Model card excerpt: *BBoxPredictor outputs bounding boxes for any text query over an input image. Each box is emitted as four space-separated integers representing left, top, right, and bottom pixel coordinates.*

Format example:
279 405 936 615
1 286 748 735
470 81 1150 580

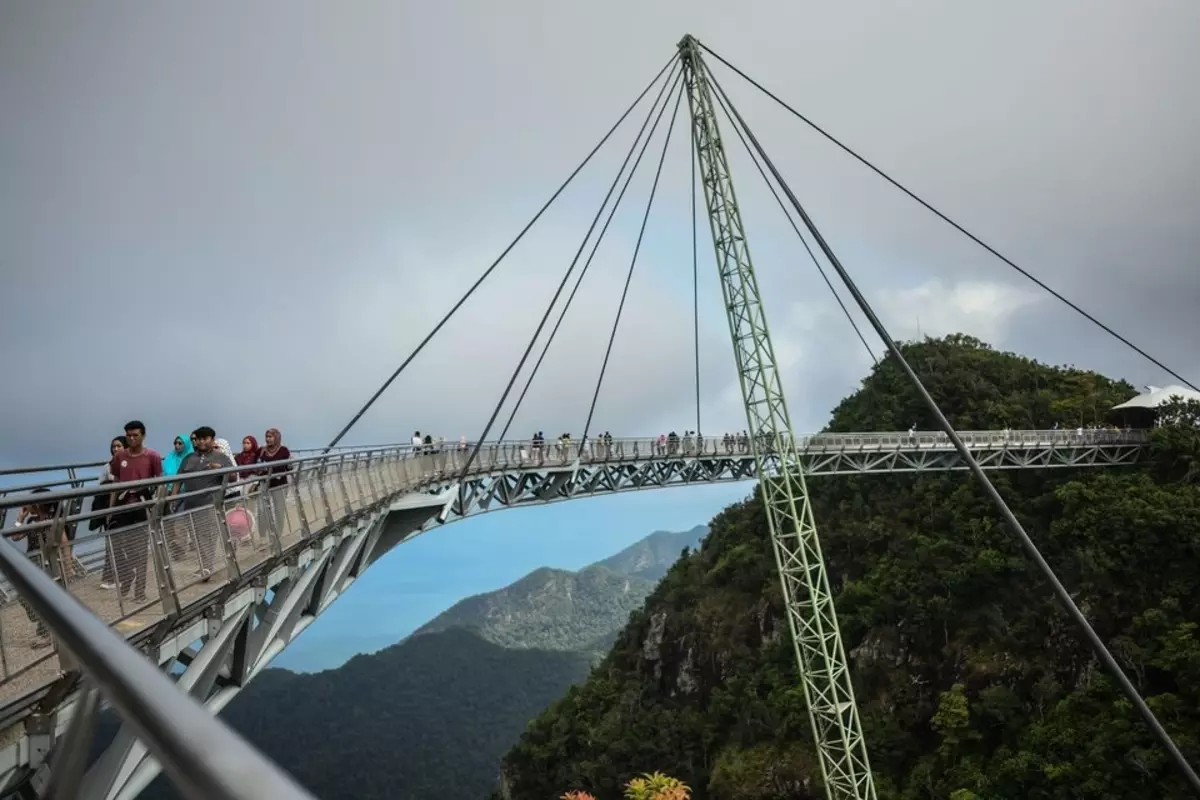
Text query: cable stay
699 54 1200 796
574 78 686 475
313 33 1197 798
689 104 703 436
497 65 683 444
698 42 1197 392
322 52 680 452
705 78 879 368
457 66 685 496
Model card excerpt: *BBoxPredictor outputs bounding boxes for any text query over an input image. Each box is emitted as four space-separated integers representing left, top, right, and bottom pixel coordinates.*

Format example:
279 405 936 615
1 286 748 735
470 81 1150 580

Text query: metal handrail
0 446 387 513
0 428 1150 512
0 426 1151 795
0 537 315 799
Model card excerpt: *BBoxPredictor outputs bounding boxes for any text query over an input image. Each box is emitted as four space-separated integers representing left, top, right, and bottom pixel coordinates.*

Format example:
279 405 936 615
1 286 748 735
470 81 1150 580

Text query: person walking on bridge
173 427 235 580
260 428 291 489
107 420 163 604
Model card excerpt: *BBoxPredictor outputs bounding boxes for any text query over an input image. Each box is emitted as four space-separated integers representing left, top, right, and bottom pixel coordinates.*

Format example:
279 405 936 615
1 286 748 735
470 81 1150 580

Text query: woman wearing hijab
162 433 193 491
260 428 291 489
236 435 262 486
156 433 195 559
214 438 236 464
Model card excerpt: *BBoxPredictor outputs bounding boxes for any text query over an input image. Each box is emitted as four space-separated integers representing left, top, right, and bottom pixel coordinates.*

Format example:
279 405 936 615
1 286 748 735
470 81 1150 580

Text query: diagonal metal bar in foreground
0 536 315 800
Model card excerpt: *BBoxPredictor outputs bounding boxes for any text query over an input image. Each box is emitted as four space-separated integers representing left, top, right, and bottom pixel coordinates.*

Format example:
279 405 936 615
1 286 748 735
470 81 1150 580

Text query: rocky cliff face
498 336 1200 799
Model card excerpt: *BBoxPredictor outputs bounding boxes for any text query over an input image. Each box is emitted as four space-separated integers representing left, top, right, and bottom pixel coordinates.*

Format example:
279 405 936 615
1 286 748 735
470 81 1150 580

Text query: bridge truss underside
0 432 1143 799
430 438 1143 527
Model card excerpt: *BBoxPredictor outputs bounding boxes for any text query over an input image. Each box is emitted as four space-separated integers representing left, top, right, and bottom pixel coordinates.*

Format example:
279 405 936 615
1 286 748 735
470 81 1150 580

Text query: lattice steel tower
679 35 876 800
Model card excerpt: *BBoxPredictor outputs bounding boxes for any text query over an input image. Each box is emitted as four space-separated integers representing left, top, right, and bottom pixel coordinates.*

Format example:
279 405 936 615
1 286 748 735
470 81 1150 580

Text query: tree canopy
499 335 1200 799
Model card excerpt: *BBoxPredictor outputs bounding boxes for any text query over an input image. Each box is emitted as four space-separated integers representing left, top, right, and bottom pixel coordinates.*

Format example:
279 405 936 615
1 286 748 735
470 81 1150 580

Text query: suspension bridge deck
0 428 1147 795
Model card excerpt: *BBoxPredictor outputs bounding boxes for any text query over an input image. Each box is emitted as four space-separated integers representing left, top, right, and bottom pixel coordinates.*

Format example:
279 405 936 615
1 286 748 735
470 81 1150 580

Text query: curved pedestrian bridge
0 428 1146 797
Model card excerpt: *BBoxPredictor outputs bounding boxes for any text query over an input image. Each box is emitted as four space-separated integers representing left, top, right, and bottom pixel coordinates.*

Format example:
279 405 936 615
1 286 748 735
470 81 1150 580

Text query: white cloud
1 1 1198 465
874 279 1043 343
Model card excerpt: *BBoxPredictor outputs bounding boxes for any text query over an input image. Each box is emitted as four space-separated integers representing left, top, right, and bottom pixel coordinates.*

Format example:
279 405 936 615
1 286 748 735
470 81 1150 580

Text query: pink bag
226 507 254 542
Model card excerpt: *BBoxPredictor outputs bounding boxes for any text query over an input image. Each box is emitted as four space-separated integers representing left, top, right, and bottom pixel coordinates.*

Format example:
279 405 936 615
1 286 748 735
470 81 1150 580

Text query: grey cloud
2 1 1198 468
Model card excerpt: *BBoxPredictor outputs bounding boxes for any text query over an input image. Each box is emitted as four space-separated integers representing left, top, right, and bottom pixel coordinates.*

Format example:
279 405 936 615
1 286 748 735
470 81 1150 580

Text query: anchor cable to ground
702 55 1200 796
706 78 879 368
699 42 1196 392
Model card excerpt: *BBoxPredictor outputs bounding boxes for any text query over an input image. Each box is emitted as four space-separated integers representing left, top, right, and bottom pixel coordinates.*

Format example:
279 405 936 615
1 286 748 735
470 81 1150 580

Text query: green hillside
414 564 657 651
414 525 708 654
143 629 592 799
594 525 710 582
130 525 708 799
498 335 1200 799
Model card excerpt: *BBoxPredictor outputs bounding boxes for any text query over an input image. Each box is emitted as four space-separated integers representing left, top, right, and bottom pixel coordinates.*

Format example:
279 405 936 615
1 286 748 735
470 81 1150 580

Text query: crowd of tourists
7 421 295 642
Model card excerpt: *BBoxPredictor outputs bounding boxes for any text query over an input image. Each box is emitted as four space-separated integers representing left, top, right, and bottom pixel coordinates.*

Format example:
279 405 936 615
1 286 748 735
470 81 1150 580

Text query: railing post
213 474 242 583
314 461 336 528
260 476 285 559
147 488 180 617
334 454 354 514
403 449 418 485
290 469 312 540
350 453 374 503
43 507 76 671
360 451 380 502
385 449 403 492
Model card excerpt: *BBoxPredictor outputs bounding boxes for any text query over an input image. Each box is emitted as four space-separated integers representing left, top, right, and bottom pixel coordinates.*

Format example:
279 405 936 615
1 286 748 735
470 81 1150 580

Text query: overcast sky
3 1 1198 467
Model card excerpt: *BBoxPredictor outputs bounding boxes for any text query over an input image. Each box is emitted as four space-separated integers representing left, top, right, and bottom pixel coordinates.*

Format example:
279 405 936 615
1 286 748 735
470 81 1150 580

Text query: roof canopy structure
1111 385 1200 411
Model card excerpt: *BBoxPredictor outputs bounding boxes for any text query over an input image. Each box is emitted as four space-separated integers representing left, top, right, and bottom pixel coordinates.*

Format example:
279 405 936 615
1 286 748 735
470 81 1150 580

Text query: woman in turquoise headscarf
163 433 193 491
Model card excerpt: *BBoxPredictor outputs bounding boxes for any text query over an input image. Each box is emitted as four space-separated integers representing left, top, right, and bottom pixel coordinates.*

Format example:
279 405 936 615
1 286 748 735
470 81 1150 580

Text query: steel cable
580 81 685 446
690 100 703 434
323 52 681 451
497 65 685 442
702 57 1200 796
698 42 1196 392
706 77 879 367
455 68 685 490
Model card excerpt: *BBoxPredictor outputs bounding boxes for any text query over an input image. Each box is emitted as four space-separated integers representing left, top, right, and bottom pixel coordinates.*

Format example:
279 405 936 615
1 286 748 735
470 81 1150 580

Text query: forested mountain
415 525 708 652
499 335 1200 799
137 630 592 800
131 526 706 799
594 525 711 582
415 565 657 652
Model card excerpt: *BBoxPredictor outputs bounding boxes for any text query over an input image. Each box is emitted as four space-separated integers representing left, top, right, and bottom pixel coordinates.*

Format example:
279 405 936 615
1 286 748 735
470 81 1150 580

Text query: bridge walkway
0 428 1147 796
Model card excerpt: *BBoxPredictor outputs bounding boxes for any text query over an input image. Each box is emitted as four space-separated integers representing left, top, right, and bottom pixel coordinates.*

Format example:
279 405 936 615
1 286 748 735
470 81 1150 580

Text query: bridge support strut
679 35 876 800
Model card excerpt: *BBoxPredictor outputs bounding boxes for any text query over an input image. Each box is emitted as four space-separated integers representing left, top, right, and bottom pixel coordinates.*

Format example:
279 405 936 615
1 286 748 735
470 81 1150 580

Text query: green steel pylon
678 35 877 800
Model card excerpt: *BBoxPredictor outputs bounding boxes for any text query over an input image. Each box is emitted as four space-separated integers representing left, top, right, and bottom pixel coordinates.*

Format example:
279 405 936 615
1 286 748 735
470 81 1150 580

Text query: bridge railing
0 426 1153 792
0 428 1148 522
0 428 1150 695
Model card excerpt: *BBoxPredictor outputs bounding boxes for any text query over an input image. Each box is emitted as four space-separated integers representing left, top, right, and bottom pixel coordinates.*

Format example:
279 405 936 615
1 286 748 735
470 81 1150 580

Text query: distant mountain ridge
594 524 709 581
132 523 710 800
414 524 708 652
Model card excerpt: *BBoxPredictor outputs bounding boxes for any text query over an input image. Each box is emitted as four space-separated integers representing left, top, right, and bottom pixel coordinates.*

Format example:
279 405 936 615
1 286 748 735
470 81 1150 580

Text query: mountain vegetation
129 526 706 799
498 335 1200 799
594 526 711 582
132 629 590 800
415 526 707 654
